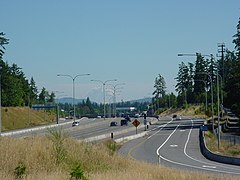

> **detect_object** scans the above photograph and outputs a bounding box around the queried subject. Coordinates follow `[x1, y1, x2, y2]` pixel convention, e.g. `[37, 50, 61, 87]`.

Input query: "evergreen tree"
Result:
[29, 77, 38, 105]
[193, 54, 208, 104]
[38, 87, 47, 104]
[0, 32, 9, 60]
[233, 17, 240, 56]
[152, 74, 166, 109]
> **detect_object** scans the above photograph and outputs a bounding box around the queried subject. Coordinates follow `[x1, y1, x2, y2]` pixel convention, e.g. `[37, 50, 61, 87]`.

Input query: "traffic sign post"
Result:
[132, 119, 140, 134]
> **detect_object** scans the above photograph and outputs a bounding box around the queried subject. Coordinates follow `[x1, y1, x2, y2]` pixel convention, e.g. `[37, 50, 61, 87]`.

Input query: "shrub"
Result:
[70, 164, 88, 180]
[47, 127, 68, 164]
[14, 161, 26, 179]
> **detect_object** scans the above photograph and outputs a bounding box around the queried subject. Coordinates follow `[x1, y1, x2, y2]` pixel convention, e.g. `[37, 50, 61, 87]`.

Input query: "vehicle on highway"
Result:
[172, 114, 177, 118]
[110, 121, 118, 126]
[134, 114, 140, 118]
[176, 116, 182, 120]
[72, 121, 80, 127]
[125, 115, 131, 122]
[121, 119, 128, 126]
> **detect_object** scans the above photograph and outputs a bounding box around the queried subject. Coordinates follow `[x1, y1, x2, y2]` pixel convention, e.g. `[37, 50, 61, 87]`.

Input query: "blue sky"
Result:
[1, 0, 239, 103]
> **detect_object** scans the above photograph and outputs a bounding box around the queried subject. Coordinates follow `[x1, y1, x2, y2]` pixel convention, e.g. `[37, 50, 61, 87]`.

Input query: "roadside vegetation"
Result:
[1, 107, 55, 131]
[0, 128, 238, 180]
[205, 131, 240, 158]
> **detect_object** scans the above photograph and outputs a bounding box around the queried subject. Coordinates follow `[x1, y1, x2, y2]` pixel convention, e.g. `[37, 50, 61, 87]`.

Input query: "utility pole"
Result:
[217, 43, 225, 80]
[218, 43, 225, 118]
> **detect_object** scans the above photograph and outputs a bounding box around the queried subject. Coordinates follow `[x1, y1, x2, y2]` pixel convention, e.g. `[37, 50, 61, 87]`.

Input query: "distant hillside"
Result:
[128, 97, 152, 103]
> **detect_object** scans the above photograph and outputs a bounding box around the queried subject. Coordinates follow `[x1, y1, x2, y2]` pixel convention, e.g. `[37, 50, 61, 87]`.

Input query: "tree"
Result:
[152, 74, 167, 111]
[233, 17, 240, 56]
[29, 77, 38, 105]
[175, 62, 194, 106]
[225, 17, 240, 113]
[193, 54, 208, 104]
[0, 32, 9, 60]
[153, 74, 166, 99]
[38, 87, 47, 104]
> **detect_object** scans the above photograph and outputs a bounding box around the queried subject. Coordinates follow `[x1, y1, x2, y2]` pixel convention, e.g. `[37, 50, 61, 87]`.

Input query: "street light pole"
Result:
[57, 74, 90, 121]
[107, 83, 125, 117]
[91, 79, 117, 119]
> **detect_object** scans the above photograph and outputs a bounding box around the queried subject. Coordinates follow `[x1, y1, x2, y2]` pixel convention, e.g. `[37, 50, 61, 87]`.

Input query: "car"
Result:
[72, 121, 80, 127]
[176, 116, 182, 120]
[125, 116, 131, 122]
[134, 114, 140, 118]
[172, 114, 177, 118]
[110, 121, 118, 126]
[121, 119, 128, 126]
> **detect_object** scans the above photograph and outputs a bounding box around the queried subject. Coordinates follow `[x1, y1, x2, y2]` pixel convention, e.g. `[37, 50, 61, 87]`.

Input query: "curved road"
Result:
[118, 116, 240, 176]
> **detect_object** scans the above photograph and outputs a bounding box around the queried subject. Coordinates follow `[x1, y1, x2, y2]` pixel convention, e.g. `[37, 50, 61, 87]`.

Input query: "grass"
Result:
[160, 105, 207, 119]
[0, 106, 239, 179]
[1, 107, 56, 131]
[205, 131, 240, 157]
[0, 128, 238, 180]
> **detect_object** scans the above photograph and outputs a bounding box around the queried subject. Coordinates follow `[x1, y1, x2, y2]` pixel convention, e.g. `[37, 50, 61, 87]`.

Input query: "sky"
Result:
[1, 0, 239, 103]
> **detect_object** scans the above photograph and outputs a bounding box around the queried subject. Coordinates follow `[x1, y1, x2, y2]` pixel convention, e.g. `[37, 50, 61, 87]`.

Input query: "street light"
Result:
[91, 79, 117, 119]
[107, 83, 125, 117]
[55, 93, 66, 124]
[57, 74, 90, 121]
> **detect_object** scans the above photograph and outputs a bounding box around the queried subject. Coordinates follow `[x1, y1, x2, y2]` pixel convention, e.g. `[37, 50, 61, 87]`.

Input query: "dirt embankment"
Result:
[160, 106, 208, 119]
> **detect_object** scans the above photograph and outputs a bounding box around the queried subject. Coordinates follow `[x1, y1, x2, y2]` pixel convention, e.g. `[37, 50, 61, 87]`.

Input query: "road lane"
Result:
[119, 117, 240, 176]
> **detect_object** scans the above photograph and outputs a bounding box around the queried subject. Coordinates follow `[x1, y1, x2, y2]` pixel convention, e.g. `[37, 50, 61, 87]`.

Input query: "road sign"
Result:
[132, 119, 140, 127]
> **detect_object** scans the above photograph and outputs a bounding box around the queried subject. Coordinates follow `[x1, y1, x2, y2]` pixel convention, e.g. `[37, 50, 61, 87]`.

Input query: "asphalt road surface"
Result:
[5, 116, 157, 141]
[118, 116, 240, 176]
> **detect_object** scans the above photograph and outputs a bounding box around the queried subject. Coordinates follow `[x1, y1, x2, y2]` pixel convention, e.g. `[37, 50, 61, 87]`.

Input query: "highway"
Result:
[118, 116, 240, 176]
[4, 116, 157, 141]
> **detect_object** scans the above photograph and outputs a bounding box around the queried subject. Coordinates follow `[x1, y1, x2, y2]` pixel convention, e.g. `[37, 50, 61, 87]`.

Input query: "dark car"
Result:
[125, 116, 131, 122]
[110, 121, 118, 126]
[172, 114, 177, 118]
[121, 119, 128, 126]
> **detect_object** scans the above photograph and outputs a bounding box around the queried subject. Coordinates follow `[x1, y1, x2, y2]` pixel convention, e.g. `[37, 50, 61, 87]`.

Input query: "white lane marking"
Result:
[202, 165, 216, 169]
[155, 120, 240, 175]
[170, 145, 178, 147]
[147, 119, 174, 140]
[156, 124, 180, 153]
[180, 130, 185, 132]
[183, 120, 240, 171]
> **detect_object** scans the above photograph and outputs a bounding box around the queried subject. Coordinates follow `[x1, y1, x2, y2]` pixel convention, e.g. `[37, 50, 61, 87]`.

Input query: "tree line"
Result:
[0, 33, 55, 107]
[151, 17, 240, 115]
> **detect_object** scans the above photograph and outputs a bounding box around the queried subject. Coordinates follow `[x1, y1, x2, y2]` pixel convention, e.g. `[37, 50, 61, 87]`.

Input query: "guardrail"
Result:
[1, 120, 74, 137]
[199, 127, 240, 166]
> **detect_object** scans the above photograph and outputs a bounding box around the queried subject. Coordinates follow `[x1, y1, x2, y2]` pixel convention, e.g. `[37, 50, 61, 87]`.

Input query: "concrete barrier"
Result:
[1, 119, 75, 137]
[199, 127, 240, 165]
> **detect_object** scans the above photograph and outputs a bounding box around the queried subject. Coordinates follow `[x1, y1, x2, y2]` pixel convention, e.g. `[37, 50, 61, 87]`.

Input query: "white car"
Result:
[176, 116, 182, 120]
[72, 121, 80, 127]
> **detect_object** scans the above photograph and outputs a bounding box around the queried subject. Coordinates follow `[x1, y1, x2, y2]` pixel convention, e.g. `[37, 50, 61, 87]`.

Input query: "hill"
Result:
[1, 107, 56, 131]
[159, 105, 207, 119]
